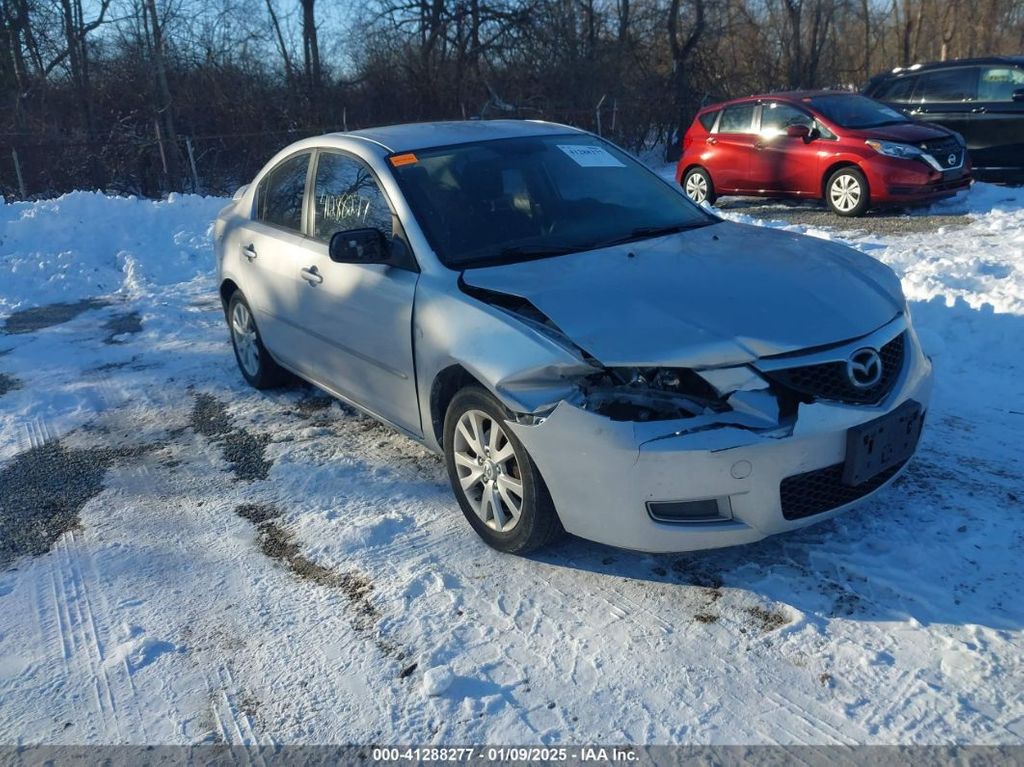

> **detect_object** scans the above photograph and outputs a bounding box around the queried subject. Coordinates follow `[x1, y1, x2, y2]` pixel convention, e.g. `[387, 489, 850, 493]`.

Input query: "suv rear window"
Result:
[877, 76, 917, 102]
[697, 110, 719, 131]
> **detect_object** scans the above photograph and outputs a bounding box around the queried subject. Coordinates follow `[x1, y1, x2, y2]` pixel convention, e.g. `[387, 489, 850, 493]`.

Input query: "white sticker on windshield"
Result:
[557, 144, 625, 168]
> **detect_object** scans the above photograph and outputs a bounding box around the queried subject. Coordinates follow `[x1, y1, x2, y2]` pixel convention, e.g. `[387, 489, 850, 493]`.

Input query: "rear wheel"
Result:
[683, 167, 716, 205]
[443, 387, 563, 554]
[227, 291, 288, 389]
[825, 167, 869, 217]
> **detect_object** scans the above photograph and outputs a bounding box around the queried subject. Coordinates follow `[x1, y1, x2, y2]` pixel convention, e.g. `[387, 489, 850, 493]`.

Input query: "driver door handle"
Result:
[300, 265, 323, 286]
[242, 243, 257, 261]
[971, 106, 987, 113]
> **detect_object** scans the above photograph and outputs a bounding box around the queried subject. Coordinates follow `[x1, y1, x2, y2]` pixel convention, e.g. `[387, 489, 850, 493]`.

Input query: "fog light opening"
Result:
[647, 498, 732, 524]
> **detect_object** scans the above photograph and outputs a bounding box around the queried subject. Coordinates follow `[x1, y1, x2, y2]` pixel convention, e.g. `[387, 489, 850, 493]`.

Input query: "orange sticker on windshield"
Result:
[389, 153, 418, 167]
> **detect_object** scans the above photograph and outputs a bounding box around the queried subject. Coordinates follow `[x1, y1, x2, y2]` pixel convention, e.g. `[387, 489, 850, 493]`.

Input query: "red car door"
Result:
[751, 101, 822, 195]
[709, 102, 759, 192]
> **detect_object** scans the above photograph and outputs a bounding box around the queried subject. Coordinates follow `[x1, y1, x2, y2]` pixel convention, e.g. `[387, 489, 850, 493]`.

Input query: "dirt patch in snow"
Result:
[102, 311, 143, 344]
[0, 440, 147, 565]
[191, 393, 272, 481]
[0, 372, 21, 397]
[745, 605, 790, 634]
[2, 298, 111, 334]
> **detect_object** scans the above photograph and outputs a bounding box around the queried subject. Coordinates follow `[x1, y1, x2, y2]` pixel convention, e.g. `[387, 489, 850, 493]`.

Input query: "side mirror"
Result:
[329, 228, 389, 264]
[786, 124, 812, 140]
[1012, 88, 1024, 103]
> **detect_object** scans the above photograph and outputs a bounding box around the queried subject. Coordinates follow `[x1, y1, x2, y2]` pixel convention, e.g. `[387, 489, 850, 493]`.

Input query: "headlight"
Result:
[580, 367, 728, 421]
[865, 140, 924, 160]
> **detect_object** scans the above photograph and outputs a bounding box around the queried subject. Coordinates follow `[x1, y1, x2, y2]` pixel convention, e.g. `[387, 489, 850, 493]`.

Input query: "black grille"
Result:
[780, 460, 906, 520]
[920, 137, 964, 169]
[764, 333, 905, 405]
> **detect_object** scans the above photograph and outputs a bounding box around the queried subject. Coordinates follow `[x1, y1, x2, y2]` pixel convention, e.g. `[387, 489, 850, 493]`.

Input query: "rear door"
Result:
[231, 151, 314, 360]
[750, 101, 821, 195]
[973, 65, 1024, 169]
[708, 102, 759, 192]
[907, 66, 979, 140]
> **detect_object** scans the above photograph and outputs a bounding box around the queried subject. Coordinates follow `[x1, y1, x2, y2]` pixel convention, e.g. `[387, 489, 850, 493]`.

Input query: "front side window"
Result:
[312, 152, 393, 242]
[760, 103, 814, 136]
[390, 134, 714, 269]
[915, 68, 978, 102]
[978, 67, 1024, 101]
[717, 103, 756, 133]
[257, 153, 310, 232]
[806, 95, 908, 128]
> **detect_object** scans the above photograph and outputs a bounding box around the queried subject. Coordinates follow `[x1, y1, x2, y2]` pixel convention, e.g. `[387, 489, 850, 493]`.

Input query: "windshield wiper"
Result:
[457, 244, 584, 268]
[595, 220, 717, 249]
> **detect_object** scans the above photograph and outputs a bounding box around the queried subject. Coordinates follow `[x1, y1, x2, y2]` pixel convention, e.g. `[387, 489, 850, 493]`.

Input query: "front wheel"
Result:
[825, 167, 869, 217]
[683, 166, 716, 205]
[443, 387, 563, 554]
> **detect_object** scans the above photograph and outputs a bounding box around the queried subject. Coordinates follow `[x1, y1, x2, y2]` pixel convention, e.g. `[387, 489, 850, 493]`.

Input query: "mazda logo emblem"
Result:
[947, 153, 957, 166]
[847, 348, 883, 389]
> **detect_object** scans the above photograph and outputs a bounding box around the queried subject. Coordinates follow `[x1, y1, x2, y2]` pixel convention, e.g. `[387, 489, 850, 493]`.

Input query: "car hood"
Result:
[460, 222, 904, 368]
[845, 121, 953, 144]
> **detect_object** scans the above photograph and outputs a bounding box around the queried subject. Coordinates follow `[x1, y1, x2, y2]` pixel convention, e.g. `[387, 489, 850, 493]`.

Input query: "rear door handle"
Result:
[300, 265, 323, 286]
[754, 141, 766, 150]
[971, 106, 987, 113]
[242, 243, 257, 261]
[706, 136, 717, 145]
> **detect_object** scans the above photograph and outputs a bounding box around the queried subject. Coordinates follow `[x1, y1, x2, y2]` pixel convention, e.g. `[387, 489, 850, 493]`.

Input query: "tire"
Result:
[683, 166, 716, 205]
[226, 291, 288, 389]
[825, 167, 869, 217]
[443, 386, 563, 554]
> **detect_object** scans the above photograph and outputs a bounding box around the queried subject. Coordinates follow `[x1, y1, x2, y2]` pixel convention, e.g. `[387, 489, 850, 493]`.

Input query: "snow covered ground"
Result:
[0, 182, 1022, 745]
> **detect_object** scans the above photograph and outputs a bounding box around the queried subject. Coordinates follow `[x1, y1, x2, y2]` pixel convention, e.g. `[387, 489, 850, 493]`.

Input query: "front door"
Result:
[973, 65, 1024, 169]
[287, 150, 422, 435]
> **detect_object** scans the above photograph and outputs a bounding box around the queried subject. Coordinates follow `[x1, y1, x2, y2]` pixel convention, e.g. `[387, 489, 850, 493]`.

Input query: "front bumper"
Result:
[866, 155, 972, 203]
[507, 323, 933, 553]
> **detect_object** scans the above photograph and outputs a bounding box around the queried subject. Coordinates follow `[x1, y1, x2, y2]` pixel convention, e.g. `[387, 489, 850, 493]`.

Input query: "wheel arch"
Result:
[821, 160, 867, 199]
[429, 364, 487, 450]
[219, 278, 240, 317]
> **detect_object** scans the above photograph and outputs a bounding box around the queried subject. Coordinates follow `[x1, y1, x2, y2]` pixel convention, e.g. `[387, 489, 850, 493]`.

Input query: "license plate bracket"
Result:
[842, 400, 924, 486]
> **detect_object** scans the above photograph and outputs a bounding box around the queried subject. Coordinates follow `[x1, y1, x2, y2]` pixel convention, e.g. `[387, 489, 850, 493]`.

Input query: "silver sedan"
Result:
[214, 120, 932, 554]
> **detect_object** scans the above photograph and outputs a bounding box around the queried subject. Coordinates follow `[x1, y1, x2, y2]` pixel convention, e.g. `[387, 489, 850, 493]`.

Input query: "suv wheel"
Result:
[825, 167, 869, 217]
[443, 387, 563, 554]
[227, 291, 288, 389]
[683, 167, 716, 205]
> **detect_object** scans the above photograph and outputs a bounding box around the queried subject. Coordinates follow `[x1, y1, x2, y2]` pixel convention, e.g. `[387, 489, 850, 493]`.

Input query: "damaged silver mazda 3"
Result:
[214, 120, 932, 554]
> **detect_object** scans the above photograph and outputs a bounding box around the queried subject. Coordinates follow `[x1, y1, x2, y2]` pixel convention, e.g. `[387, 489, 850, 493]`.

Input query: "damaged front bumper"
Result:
[505, 324, 934, 553]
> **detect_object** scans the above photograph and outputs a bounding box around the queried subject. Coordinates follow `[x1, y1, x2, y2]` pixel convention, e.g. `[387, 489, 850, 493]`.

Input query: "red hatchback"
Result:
[675, 91, 972, 216]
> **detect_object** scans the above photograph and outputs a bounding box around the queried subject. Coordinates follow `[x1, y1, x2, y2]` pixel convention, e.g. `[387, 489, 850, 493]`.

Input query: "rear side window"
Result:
[717, 104, 756, 133]
[916, 68, 978, 102]
[257, 153, 310, 231]
[697, 110, 719, 131]
[877, 76, 917, 102]
[978, 67, 1024, 101]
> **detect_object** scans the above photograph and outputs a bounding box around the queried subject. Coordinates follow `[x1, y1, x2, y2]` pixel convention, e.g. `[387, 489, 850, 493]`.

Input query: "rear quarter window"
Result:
[697, 111, 719, 131]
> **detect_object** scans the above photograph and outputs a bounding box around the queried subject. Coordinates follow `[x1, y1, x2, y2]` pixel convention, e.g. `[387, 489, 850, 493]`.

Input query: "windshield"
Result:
[389, 133, 715, 268]
[808, 94, 910, 129]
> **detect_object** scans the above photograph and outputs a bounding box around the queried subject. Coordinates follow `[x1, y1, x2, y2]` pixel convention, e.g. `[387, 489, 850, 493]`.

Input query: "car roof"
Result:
[881, 56, 1024, 76]
[336, 119, 582, 153]
[701, 90, 859, 110]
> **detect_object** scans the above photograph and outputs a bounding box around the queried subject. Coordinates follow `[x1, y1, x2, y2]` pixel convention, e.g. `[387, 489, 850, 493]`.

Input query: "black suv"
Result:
[864, 56, 1024, 179]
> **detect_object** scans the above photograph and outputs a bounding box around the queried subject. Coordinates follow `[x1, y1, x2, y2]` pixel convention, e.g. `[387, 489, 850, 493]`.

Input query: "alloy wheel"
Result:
[830, 174, 861, 213]
[231, 301, 260, 377]
[452, 409, 524, 533]
[685, 172, 708, 203]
